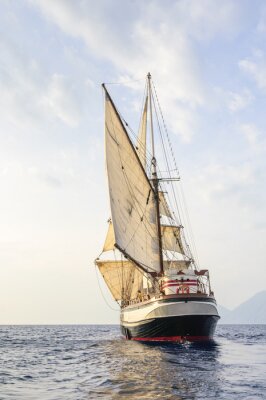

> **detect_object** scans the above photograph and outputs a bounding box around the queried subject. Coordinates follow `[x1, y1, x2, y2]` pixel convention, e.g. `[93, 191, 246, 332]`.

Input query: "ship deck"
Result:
[122, 293, 216, 310]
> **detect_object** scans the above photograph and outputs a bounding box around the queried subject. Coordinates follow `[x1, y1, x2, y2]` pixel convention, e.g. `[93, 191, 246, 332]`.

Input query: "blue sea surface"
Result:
[0, 325, 265, 399]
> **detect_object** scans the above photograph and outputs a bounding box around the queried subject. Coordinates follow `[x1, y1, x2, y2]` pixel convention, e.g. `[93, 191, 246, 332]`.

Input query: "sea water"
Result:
[0, 325, 265, 399]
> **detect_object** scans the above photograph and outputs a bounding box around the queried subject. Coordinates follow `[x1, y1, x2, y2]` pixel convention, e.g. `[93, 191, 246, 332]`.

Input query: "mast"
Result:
[147, 73, 164, 275]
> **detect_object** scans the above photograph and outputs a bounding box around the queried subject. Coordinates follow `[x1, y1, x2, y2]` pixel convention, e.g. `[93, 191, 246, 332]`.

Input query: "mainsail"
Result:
[104, 87, 160, 273]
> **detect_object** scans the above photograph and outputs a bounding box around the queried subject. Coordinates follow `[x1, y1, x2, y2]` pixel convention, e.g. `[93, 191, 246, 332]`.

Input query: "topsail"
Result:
[136, 95, 148, 170]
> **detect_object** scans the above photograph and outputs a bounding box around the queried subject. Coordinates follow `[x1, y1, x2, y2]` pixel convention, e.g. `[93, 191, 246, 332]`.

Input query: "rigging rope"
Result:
[102, 79, 201, 272]
[151, 79, 200, 268]
[94, 261, 120, 312]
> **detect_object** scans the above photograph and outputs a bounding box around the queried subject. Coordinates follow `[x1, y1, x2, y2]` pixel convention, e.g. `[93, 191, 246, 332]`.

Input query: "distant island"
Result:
[218, 291, 266, 324]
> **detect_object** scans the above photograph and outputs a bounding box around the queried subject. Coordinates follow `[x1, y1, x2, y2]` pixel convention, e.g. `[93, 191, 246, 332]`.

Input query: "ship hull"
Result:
[121, 295, 220, 342]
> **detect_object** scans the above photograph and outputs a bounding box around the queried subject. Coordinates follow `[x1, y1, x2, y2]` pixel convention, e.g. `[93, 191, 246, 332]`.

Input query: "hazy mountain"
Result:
[217, 304, 231, 320]
[219, 291, 266, 324]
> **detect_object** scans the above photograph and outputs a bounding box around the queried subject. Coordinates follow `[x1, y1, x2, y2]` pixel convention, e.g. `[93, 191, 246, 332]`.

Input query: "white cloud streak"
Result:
[240, 123, 261, 147]
[228, 89, 254, 112]
[42, 74, 81, 127]
[0, 34, 86, 133]
[239, 52, 266, 91]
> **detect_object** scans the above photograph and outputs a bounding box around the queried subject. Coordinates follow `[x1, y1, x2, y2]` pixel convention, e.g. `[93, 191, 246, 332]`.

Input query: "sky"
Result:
[0, 0, 266, 324]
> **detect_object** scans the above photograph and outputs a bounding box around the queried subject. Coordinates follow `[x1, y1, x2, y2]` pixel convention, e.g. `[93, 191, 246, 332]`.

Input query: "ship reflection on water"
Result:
[91, 338, 221, 399]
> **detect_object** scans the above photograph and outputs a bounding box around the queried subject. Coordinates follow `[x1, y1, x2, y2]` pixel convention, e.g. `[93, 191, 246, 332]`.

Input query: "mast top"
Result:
[147, 72, 151, 80]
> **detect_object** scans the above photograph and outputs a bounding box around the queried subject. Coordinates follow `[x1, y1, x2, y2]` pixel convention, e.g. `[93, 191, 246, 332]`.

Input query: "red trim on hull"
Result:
[130, 335, 211, 342]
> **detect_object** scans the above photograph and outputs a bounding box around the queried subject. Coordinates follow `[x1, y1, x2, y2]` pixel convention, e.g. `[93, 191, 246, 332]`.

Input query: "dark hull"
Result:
[121, 314, 219, 342]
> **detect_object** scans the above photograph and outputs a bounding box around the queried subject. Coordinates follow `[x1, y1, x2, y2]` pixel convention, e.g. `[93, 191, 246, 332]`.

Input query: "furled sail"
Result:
[136, 95, 148, 170]
[161, 225, 184, 254]
[96, 260, 143, 300]
[104, 89, 160, 273]
[103, 221, 115, 252]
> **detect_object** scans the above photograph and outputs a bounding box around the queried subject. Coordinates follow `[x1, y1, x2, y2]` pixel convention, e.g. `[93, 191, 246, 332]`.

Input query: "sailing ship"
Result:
[95, 73, 220, 342]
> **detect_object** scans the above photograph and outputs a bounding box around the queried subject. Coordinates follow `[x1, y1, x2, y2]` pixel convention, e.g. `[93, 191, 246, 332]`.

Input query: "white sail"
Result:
[103, 221, 115, 252]
[161, 225, 184, 254]
[136, 96, 148, 169]
[96, 260, 143, 301]
[104, 90, 160, 273]
[159, 191, 173, 219]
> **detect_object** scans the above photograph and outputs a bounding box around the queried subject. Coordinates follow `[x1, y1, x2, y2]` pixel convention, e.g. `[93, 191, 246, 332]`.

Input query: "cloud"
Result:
[0, 32, 85, 134]
[237, 123, 266, 158]
[30, 0, 244, 142]
[171, 0, 243, 41]
[257, 5, 266, 33]
[194, 162, 256, 204]
[42, 74, 81, 127]
[239, 123, 261, 147]
[239, 52, 266, 90]
[228, 89, 254, 112]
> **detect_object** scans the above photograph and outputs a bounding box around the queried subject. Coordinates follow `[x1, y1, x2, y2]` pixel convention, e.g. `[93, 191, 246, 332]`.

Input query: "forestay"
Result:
[104, 90, 160, 273]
